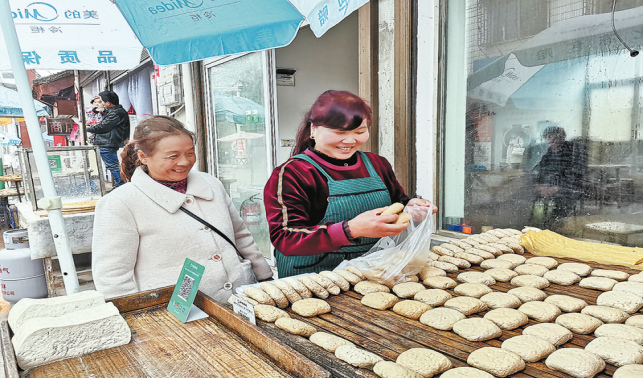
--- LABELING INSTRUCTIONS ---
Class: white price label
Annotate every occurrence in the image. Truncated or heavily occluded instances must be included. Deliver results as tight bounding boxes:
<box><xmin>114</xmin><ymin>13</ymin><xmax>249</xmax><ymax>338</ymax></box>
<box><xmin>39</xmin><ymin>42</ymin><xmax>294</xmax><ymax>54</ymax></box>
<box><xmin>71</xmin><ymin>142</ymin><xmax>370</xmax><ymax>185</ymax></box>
<box><xmin>231</xmin><ymin>295</ymin><xmax>256</xmax><ymax>325</ymax></box>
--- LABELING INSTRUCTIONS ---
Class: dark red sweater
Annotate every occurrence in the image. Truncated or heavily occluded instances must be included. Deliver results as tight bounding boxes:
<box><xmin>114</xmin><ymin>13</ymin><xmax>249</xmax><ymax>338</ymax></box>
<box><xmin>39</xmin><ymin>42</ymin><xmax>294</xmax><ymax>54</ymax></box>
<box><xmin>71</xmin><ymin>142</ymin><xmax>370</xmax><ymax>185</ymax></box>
<box><xmin>263</xmin><ymin>149</ymin><xmax>410</xmax><ymax>256</ymax></box>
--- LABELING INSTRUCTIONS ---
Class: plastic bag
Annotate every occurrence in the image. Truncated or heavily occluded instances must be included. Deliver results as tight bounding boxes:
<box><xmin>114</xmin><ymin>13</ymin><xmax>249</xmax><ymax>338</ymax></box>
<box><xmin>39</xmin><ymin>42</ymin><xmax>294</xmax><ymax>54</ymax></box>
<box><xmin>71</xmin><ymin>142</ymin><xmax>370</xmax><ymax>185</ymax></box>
<box><xmin>337</xmin><ymin>205</ymin><xmax>434</xmax><ymax>286</ymax></box>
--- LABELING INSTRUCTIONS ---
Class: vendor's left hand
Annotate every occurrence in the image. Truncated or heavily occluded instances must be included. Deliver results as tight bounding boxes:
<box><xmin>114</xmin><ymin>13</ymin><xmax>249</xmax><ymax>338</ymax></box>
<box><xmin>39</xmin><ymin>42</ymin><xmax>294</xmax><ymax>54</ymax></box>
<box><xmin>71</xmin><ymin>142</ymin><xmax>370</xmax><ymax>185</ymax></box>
<box><xmin>404</xmin><ymin>199</ymin><xmax>437</xmax><ymax>223</ymax></box>
<box><xmin>407</xmin><ymin>198</ymin><xmax>438</xmax><ymax>213</ymax></box>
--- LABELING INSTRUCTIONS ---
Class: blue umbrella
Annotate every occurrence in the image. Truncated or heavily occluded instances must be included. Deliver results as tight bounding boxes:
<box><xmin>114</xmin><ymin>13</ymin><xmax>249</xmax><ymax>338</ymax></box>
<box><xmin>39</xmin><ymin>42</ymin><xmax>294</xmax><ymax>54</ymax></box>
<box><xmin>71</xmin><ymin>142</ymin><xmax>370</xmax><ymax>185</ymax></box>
<box><xmin>114</xmin><ymin>0</ymin><xmax>368</xmax><ymax>65</ymax></box>
<box><xmin>0</xmin><ymin>85</ymin><xmax>50</xmax><ymax>117</ymax></box>
<box><xmin>213</xmin><ymin>92</ymin><xmax>264</xmax><ymax>124</ymax></box>
<box><xmin>0</xmin><ymin>131</ymin><xmax>20</xmax><ymax>145</ymax></box>
<box><xmin>41</xmin><ymin>131</ymin><xmax>54</xmax><ymax>144</ymax></box>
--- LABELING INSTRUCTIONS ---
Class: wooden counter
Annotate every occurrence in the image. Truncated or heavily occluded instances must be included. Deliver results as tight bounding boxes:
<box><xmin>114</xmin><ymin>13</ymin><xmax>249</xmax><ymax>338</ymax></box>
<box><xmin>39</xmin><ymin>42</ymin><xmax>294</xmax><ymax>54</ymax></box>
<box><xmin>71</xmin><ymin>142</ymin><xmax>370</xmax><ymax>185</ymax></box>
<box><xmin>2</xmin><ymin>254</ymin><xmax>641</xmax><ymax>377</ymax></box>
<box><xmin>6</xmin><ymin>288</ymin><xmax>329</xmax><ymax>378</ymax></box>
<box><xmin>257</xmin><ymin>253</ymin><xmax>642</xmax><ymax>378</ymax></box>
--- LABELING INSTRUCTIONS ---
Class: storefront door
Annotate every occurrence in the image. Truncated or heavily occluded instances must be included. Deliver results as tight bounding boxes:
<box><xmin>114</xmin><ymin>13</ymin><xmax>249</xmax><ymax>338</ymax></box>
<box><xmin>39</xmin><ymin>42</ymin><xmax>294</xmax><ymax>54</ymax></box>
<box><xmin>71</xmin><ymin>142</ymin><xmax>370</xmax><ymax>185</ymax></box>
<box><xmin>204</xmin><ymin>51</ymin><xmax>278</xmax><ymax>259</ymax></box>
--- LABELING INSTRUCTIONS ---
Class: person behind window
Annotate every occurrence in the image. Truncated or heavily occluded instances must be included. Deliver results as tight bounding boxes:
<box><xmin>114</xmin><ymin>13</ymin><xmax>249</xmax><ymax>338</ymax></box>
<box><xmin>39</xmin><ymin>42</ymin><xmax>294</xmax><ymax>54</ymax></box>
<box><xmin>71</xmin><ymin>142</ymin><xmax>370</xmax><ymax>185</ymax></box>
<box><xmin>506</xmin><ymin>135</ymin><xmax>524</xmax><ymax>169</ymax></box>
<box><xmin>86</xmin><ymin>91</ymin><xmax>130</xmax><ymax>188</ymax></box>
<box><xmin>533</xmin><ymin>126</ymin><xmax>588</xmax><ymax>227</ymax></box>
<box><xmin>263</xmin><ymin>90</ymin><xmax>437</xmax><ymax>277</ymax></box>
<box><xmin>92</xmin><ymin>116</ymin><xmax>272</xmax><ymax>301</ymax></box>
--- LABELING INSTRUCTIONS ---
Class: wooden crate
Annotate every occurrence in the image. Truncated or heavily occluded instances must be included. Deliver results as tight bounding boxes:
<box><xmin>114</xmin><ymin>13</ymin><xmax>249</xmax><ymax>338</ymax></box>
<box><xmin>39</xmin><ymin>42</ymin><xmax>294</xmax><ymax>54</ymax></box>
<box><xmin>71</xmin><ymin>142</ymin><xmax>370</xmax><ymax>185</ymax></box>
<box><xmin>2</xmin><ymin>288</ymin><xmax>329</xmax><ymax>378</ymax></box>
<box><xmin>257</xmin><ymin>253</ymin><xmax>643</xmax><ymax>378</ymax></box>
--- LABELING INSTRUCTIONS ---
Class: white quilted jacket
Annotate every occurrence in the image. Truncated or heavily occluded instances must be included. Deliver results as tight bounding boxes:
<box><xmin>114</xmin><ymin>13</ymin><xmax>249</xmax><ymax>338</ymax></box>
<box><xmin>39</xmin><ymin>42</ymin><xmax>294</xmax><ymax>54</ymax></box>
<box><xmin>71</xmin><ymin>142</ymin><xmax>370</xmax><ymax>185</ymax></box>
<box><xmin>91</xmin><ymin>167</ymin><xmax>272</xmax><ymax>302</ymax></box>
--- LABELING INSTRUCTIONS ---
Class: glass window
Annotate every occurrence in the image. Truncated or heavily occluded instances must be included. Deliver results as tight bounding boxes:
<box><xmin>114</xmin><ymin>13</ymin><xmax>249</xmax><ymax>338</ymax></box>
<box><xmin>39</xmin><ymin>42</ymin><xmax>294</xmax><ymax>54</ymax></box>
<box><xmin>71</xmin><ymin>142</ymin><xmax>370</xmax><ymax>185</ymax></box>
<box><xmin>206</xmin><ymin>52</ymin><xmax>274</xmax><ymax>258</ymax></box>
<box><xmin>442</xmin><ymin>0</ymin><xmax>643</xmax><ymax>247</ymax></box>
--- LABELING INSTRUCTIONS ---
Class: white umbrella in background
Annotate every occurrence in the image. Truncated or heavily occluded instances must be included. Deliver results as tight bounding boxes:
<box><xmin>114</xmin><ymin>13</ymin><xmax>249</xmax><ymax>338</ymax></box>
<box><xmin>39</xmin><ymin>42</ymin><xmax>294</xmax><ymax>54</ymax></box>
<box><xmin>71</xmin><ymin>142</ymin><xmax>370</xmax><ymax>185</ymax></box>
<box><xmin>0</xmin><ymin>131</ymin><xmax>21</xmax><ymax>145</ymax></box>
<box><xmin>0</xmin><ymin>0</ymin><xmax>143</xmax><ymax>70</ymax></box>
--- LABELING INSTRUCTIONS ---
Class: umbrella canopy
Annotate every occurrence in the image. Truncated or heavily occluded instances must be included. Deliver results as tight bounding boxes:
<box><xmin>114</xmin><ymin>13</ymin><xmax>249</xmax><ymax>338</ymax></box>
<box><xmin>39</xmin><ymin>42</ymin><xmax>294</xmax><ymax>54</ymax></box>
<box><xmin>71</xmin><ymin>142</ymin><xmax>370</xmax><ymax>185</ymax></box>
<box><xmin>114</xmin><ymin>0</ymin><xmax>368</xmax><ymax>65</ymax></box>
<box><xmin>469</xmin><ymin>50</ymin><xmax>636</xmax><ymax>109</ymax></box>
<box><xmin>213</xmin><ymin>92</ymin><xmax>265</xmax><ymax>124</ymax></box>
<box><xmin>468</xmin><ymin>6</ymin><xmax>643</xmax><ymax>108</ymax></box>
<box><xmin>0</xmin><ymin>131</ymin><xmax>21</xmax><ymax>145</ymax></box>
<box><xmin>0</xmin><ymin>85</ymin><xmax>50</xmax><ymax>117</ymax></box>
<box><xmin>0</xmin><ymin>0</ymin><xmax>144</xmax><ymax>70</ymax></box>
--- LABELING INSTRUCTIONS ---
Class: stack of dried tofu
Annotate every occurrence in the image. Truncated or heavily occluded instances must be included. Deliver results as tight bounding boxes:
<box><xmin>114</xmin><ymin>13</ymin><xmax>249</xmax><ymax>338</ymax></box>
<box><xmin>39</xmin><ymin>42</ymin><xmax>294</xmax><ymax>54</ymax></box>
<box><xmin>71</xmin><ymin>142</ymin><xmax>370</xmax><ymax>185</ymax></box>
<box><xmin>8</xmin><ymin>291</ymin><xmax>131</xmax><ymax>371</ymax></box>
<box><xmin>62</xmin><ymin>200</ymin><xmax>99</xmax><ymax>214</ymax></box>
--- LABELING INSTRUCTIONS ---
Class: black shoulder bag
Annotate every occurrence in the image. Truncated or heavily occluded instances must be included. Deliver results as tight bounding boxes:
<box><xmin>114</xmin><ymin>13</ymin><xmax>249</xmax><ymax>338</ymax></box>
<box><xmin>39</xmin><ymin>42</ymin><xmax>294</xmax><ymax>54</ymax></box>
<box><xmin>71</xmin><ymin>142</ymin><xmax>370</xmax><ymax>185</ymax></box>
<box><xmin>179</xmin><ymin>207</ymin><xmax>243</xmax><ymax>259</ymax></box>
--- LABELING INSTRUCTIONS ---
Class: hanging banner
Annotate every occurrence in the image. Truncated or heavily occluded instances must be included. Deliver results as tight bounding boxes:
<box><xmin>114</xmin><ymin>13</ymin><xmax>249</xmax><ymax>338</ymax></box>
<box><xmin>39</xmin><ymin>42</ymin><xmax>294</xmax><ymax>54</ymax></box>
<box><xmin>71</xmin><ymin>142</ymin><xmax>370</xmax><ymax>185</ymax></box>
<box><xmin>0</xmin><ymin>0</ymin><xmax>143</xmax><ymax>70</ymax></box>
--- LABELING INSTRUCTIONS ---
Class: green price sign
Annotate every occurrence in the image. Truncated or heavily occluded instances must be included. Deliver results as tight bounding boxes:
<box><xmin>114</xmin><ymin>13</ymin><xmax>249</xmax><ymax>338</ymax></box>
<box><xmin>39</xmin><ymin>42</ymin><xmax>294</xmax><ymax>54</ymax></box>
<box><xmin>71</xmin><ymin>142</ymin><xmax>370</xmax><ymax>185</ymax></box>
<box><xmin>48</xmin><ymin>155</ymin><xmax>62</xmax><ymax>174</ymax></box>
<box><xmin>167</xmin><ymin>258</ymin><xmax>207</xmax><ymax>323</ymax></box>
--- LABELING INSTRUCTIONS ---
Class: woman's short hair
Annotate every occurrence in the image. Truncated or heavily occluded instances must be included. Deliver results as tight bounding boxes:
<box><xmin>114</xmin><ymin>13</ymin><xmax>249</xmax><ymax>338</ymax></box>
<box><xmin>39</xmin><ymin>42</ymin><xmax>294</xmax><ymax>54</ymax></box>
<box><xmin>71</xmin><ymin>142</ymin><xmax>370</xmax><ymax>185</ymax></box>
<box><xmin>291</xmin><ymin>90</ymin><xmax>371</xmax><ymax>156</ymax></box>
<box><xmin>120</xmin><ymin>116</ymin><xmax>195</xmax><ymax>182</ymax></box>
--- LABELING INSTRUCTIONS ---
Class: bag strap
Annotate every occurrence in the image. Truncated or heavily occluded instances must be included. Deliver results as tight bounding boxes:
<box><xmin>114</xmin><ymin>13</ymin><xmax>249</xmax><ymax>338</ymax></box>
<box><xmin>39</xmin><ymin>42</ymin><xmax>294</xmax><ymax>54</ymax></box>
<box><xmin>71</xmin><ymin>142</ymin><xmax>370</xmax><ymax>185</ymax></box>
<box><xmin>179</xmin><ymin>207</ymin><xmax>243</xmax><ymax>259</ymax></box>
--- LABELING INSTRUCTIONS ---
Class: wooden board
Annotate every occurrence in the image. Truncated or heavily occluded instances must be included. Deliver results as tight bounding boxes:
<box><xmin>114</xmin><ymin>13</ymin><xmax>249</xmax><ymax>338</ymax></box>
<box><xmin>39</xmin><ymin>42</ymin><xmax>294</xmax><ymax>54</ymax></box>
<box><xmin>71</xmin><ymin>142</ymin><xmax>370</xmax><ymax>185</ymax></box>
<box><xmin>0</xmin><ymin>188</ymin><xmax>24</xmax><ymax>197</ymax></box>
<box><xmin>0</xmin><ymin>322</ymin><xmax>18</xmax><ymax>378</ymax></box>
<box><xmin>257</xmin><ymin>253</ymin><xmax>643</xmax><ymax>377</ymax></box>
<box><xmin>0</xmin><ymin>175</ymin><xmax>22</xmax><ymax>182</ymax></box>
<box><xmin>23</xmin><ymin>288</ymin><xmax>329</xmax><ymax>378</ymax></box>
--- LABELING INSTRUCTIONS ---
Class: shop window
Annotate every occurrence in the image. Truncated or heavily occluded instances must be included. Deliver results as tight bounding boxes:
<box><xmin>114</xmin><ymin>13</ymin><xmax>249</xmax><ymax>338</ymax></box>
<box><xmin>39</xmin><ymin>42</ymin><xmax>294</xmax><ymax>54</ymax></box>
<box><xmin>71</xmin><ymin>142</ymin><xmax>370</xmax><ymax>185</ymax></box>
<box><xmin>442</xmin><ymin>0</ymin><xmax>643</xmax><ymax>247</ymax></box>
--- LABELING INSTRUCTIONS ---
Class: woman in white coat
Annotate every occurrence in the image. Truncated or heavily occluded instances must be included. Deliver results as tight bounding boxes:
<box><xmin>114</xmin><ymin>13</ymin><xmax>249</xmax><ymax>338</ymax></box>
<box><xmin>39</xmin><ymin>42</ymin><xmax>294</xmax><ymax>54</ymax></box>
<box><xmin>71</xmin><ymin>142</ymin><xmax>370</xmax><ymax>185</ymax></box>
<box><xmin>91</xmin><ymin>116</ymin><xmax>273</xmax><ymax>302</ymax></box>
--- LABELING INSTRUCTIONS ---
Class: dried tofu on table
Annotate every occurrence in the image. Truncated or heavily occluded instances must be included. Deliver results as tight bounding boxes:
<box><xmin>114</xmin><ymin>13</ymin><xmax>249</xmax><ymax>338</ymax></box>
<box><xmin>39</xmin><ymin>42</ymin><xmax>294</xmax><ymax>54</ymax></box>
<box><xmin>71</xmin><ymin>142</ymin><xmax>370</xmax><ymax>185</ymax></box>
<box><xmin>520</xmin><ymin>230</ymin><xmax>643</xmax><ymax>270</ymax></box>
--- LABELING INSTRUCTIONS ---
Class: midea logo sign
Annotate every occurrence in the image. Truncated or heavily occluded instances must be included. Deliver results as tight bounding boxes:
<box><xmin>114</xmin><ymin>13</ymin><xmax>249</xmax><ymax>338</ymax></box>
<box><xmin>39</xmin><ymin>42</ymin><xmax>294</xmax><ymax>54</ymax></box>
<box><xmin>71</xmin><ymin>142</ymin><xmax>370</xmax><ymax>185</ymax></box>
<box><xmin>11</xmin><ymin>2</ymin><xmax>59</xmax><ymax>22</ymax></box>
<box><xmin>148</xmin><ymin>0</ymin><xmax>204</xmax><ymax>14</ymax></box>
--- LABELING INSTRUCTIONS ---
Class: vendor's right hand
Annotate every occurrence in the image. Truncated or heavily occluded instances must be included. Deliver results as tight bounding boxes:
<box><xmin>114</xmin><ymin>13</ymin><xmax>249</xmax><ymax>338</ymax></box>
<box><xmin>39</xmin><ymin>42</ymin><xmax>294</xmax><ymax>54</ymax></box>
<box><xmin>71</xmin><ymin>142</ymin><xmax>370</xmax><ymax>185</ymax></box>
<box><xmin>347</xmin><ymin>207</ymin><xmax>410</xmax><ymax>239</ymax></box>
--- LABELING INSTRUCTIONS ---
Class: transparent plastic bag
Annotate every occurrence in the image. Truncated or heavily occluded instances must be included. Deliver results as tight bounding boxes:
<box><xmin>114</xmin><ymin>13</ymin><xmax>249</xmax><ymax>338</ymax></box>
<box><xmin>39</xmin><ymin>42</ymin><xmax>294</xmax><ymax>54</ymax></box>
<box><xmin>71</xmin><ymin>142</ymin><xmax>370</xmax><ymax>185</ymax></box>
<box><xmin>337</xmin><ymin>205</ymin><xmax>434</xmax><ymax>286</ymax></box>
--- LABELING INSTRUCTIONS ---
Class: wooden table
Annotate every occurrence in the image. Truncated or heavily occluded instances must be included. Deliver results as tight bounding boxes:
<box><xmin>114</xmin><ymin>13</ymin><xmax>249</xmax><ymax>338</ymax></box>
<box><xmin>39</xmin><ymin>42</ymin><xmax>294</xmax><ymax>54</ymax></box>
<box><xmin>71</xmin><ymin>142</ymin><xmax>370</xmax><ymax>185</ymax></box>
<box><xmin>2</xmin><ymin>288</ymin><xmax>329</xmax><ymax>378</ymax></box>
<box><xmin>257</xmin><ymin>253</ymin><xmax>642</xmax><ymax>378</ymax></box>
<box><xmin>0</xmin><ymin>174</ymin><xmax>22</xmax><ymax>203</ymax></box>
<box><xmin>583</xmin><ymin>222</ymin><xmax>643</xmax><ymax>246</ymax></box>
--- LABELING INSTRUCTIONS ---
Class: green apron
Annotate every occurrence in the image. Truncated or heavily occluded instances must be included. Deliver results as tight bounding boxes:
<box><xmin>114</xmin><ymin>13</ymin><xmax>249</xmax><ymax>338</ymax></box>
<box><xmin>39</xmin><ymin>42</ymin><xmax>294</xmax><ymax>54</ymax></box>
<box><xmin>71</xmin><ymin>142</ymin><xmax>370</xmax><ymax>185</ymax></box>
<box><xmin>276</xmin><ymin>151</ymin><xmax>392</xmax><ymax>277</ymax></box>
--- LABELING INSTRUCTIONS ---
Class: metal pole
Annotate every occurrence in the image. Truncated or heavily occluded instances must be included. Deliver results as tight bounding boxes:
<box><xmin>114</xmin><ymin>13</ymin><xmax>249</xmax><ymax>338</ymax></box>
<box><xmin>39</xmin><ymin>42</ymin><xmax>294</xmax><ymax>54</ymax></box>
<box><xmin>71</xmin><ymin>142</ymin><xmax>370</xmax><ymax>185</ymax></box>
<box><xmin>0</xmin><ymin>0</ymin><xmax>79</xmax><ymax>294</ymax></box>
<box><xmin>74</xmin><ymin>70</ymin><xmax>87</xmax><ymax>145</ymax></box>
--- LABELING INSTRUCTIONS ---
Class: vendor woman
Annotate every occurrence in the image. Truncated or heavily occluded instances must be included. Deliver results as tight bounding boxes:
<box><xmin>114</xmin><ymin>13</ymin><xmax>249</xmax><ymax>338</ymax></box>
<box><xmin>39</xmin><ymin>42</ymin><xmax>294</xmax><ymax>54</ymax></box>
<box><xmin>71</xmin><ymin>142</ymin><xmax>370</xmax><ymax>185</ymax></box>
<box><xmin>92</xmin><ymin>116</ymin><xmax>272</xmax><ymax>301</ymax></box>
<box><xmin>264</xmin><ymin>90</ymin><xmax>436</xmax><ymax>277</ymax></box>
